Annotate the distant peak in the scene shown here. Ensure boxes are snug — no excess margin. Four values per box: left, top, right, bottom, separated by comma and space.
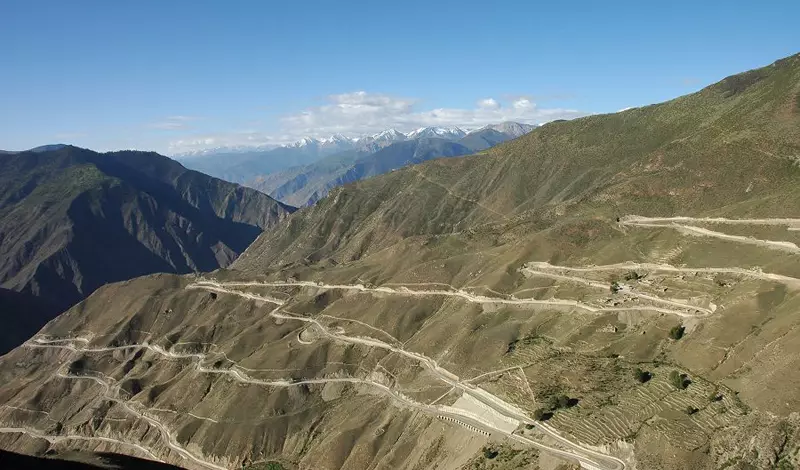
405, 127, 467, 139
29, 144, 70, 153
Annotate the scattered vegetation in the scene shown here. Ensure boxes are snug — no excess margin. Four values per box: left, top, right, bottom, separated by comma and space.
669, 325, 685, 340
634, 368, 652, 383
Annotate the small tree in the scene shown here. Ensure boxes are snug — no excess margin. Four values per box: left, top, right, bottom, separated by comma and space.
610, 281, 622, 294
669, 325, 685, 340
685, 406, 698, 415
634, 368, 652, 383
548, 394, 571, 410
532, 408, 551, 421
670, 370, 690, 390
483, 447, 499, 459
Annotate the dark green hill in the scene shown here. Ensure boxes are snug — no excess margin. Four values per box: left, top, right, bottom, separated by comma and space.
0, 146, 293, 347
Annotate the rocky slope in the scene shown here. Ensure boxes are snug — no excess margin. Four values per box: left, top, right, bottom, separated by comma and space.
1, 54, 799, 470
0, 146, 293, 351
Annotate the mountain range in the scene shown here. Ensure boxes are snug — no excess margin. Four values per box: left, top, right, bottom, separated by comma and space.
1, 53, 799, 470
177, 123, 535, 194
0, 146, 292, 353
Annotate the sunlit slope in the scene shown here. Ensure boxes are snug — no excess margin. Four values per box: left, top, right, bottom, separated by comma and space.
236, 53, 800, 269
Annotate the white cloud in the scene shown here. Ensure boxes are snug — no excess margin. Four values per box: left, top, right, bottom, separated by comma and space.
168, 92, 587, 154
477, 98, 500, 110
148, 115, 200, 131
278, 91, 586, 138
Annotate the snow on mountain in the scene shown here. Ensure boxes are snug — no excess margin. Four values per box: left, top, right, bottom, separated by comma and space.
356, 129, 407, 152
478, 122, 536, 138
172, 122, 538, 158
405, 127, 467, 140
174, 144, 276, 158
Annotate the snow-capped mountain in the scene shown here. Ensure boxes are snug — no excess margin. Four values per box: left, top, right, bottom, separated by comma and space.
357, 129, 407, 152
178, 120, 539, 192
479, 122, 536, 138
174, 144, 277, 158
285, 134, 356, 153
405, 126, 467, 140
175, 125, 523, 159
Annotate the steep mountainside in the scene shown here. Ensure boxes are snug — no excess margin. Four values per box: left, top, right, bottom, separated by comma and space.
0, 146, 293, 348
1, 54, 800, 470
0, 288, 56, 355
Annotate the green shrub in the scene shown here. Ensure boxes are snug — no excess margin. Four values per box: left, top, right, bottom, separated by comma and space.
548, 394, 570, 410
532, 408, 552, 421
669, 325, 685, 340
634, 368, 652, 383
669, 370, 690, 390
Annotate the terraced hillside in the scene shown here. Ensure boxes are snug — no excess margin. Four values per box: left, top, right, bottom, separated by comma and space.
1, 54, 799, 470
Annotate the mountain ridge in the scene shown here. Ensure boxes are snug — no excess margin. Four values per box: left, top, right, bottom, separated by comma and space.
176, 122, 537, 187
0, 145, 293, 352
247, 123, 537, 206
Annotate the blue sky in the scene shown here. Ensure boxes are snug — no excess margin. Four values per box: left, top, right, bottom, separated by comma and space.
1, 0, 798, 155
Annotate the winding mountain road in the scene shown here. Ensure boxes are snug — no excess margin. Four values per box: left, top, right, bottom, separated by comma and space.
524, 261, 800, 289
620, 216, 800, 253
0, 426, 161, 461
184, 283, 627, 470
191, 278, 704, 317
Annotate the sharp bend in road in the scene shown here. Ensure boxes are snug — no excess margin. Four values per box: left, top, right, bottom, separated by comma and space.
521, 266, 715, 315
621, 216, 800, 226
524, 261, 800, 289
620, 215, 800, 253
182, 283, 627, 470
191, 279, 706, 318
28, 336, 625, 470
